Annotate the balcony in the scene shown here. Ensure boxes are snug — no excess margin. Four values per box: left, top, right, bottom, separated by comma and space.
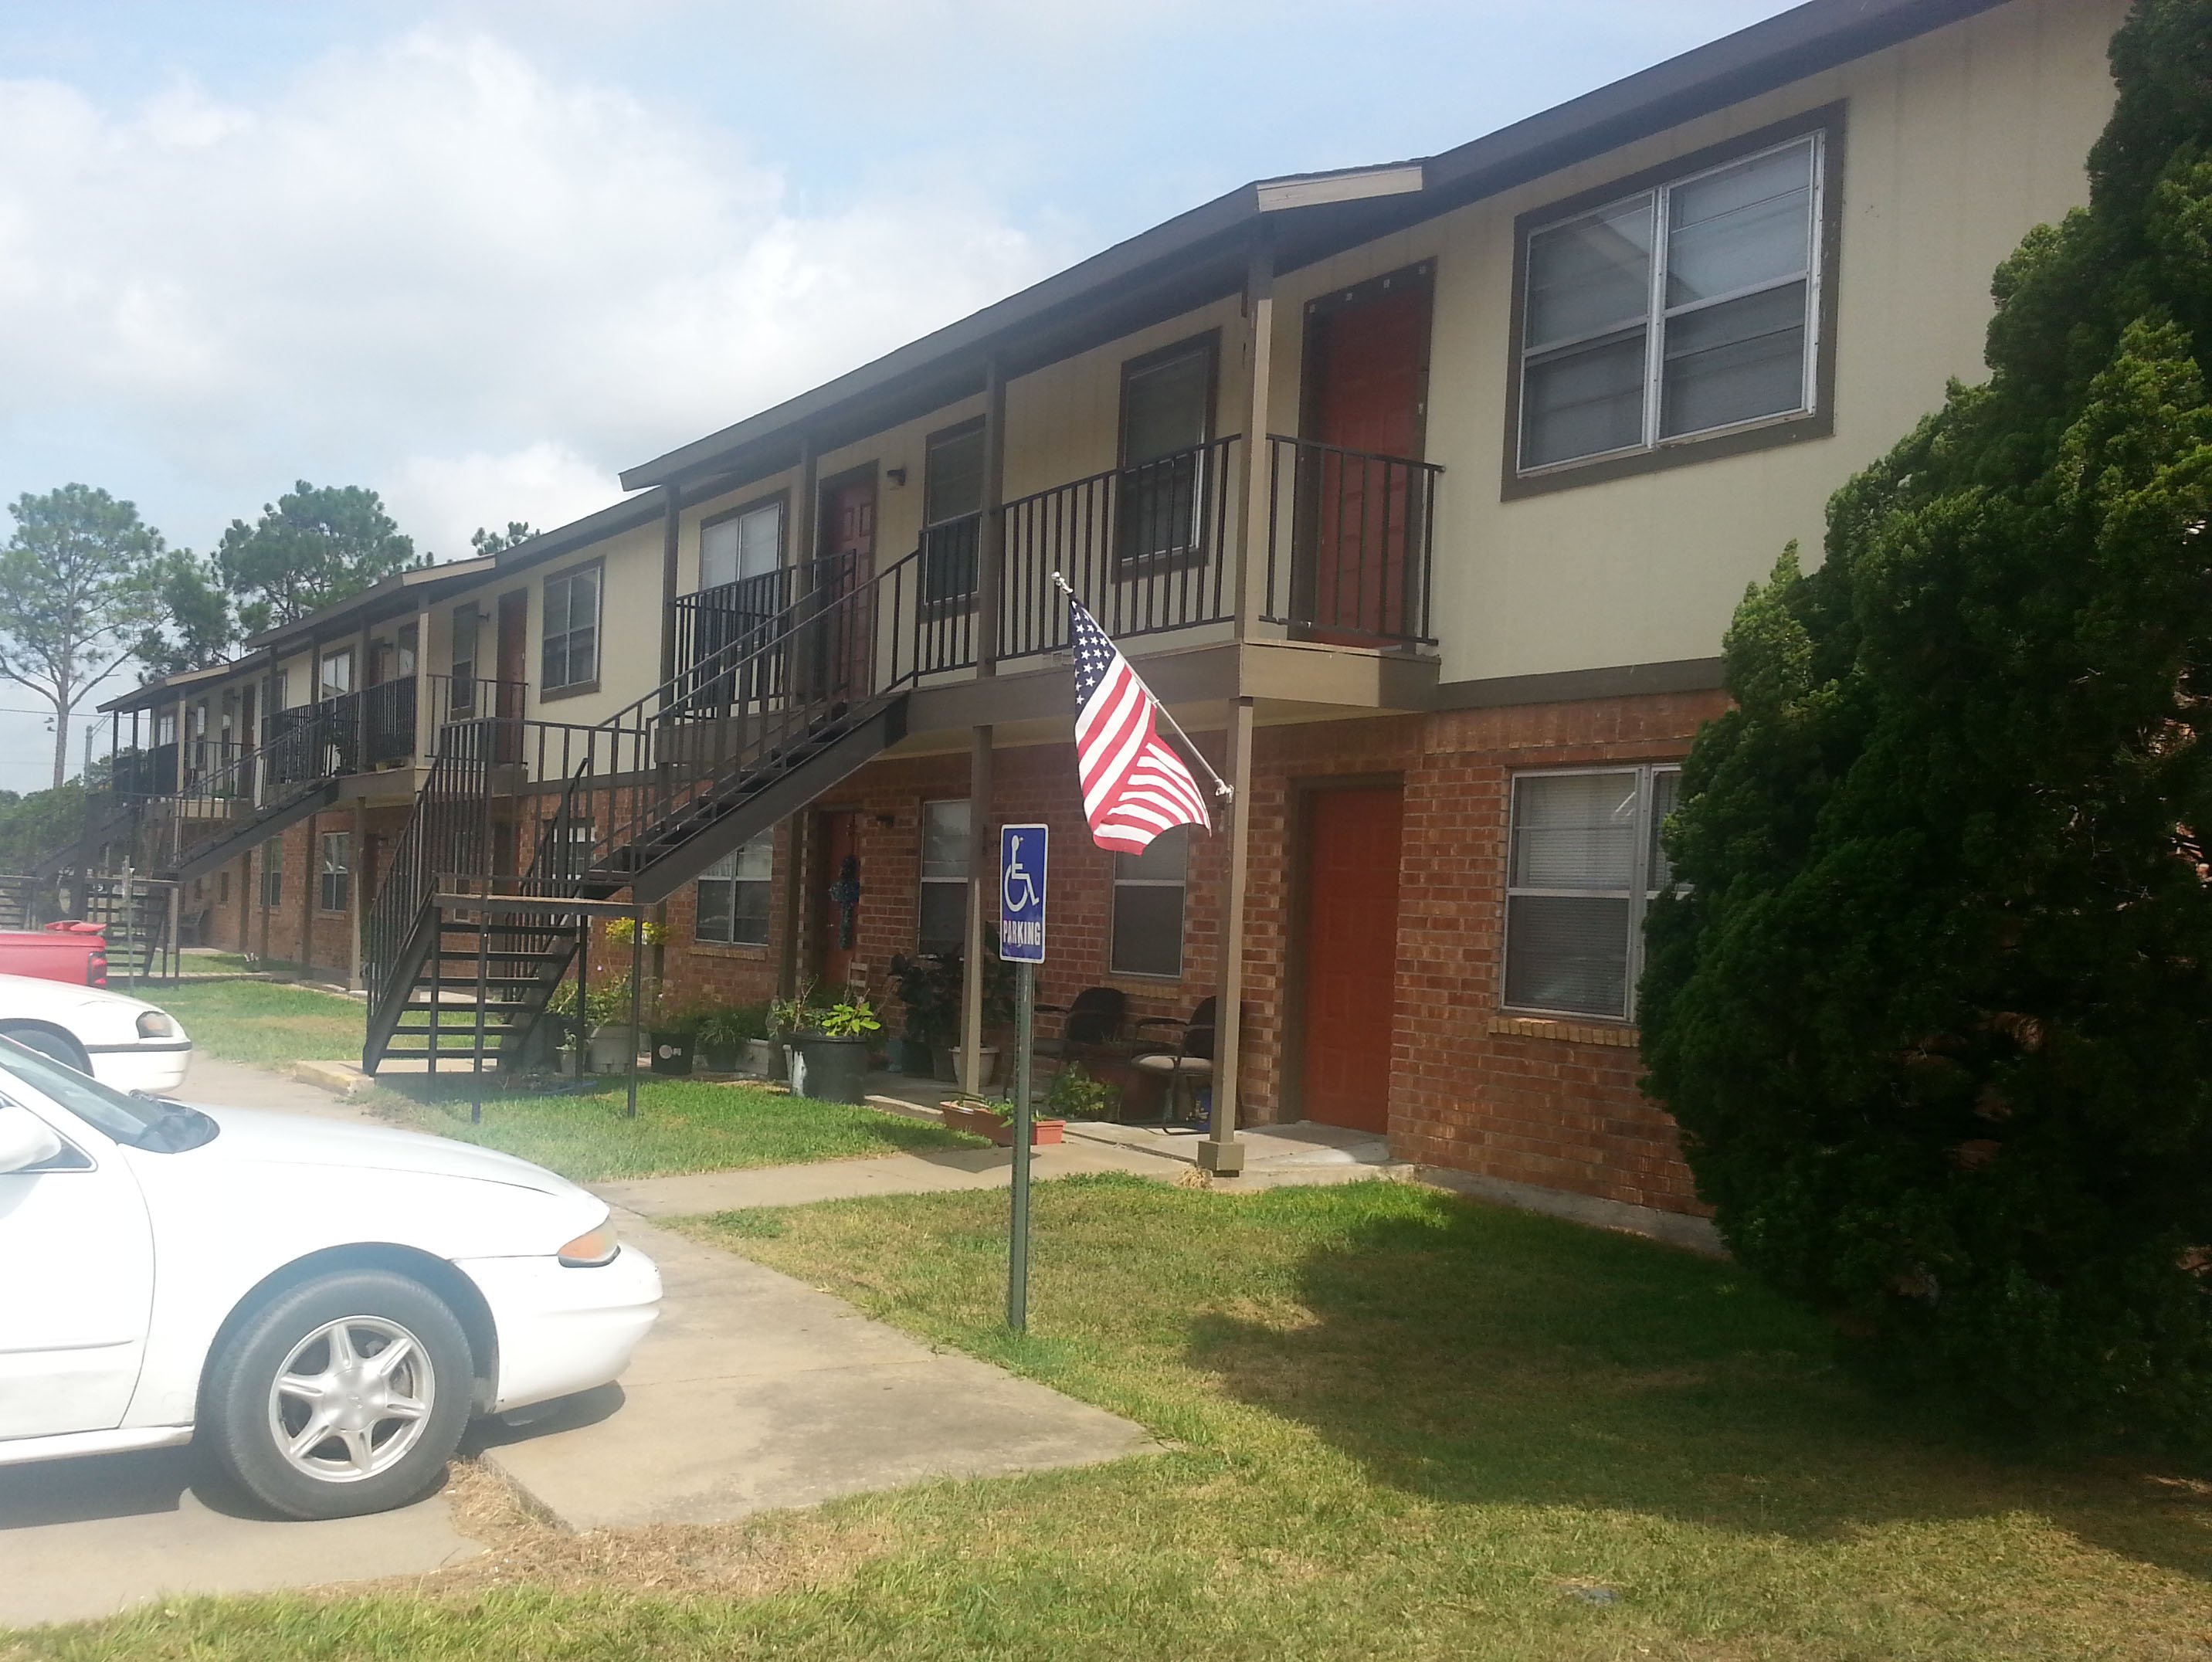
670, 435, 1437, 708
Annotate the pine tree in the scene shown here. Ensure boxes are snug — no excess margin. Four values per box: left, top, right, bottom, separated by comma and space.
1641, 0, 2212, 1448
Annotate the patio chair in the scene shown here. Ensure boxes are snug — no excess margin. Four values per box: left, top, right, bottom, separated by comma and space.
1128, 996, 1216, 1128
1032, 987, 1127, 1069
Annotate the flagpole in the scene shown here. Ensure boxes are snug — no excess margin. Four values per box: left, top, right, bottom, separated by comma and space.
1052, 572, 1234, 804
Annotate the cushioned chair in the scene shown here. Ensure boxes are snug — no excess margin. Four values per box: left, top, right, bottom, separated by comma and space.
1128, 996, 1216, 1127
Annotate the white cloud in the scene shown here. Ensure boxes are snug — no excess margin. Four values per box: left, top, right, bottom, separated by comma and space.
384, 440, 618, 561
0, 26, 1061, 548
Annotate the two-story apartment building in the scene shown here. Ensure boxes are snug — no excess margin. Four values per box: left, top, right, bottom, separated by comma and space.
80, 0, 2127, 1222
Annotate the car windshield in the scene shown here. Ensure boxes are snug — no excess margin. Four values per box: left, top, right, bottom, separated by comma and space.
0, 1032, 219, 1153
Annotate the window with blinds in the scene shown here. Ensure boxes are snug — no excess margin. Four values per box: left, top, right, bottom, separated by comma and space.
918, 799, 971, 956
1518, 133, 1822, 474
1503, 766, 1680, 1019
696, 834, 773, 947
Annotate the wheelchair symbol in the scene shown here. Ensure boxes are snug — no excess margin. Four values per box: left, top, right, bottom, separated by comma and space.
1003, 840, 1042, 914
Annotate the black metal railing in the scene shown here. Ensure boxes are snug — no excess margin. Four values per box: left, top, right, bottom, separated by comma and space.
113, 744, 178, 799
998, 435, 1238, 663
1264, 435, 1440, 646
263, 698, 357, 785
361, 678, 419, 766
431, 670, 526, 727
671, 568, 796, 712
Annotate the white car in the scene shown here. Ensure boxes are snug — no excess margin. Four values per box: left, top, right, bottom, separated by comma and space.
0, 972, 192, 1094
0, 1034, 661, 1519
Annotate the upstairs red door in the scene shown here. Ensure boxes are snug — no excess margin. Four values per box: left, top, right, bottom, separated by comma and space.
1301, 268, 1431, 642
1299, 786, 1403, 1133
815, 477, 876, 700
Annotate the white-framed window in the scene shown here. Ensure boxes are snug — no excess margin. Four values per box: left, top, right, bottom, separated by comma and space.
317, 648, 353, 703
262, 859, 282, 911
921, 423, 985, 605
1503, 765, 1681, 1020
542, 565, 602, 692
700, 498, 783, 591
318, 831, 351, 914
449, 602, 480, 717
1111, 826, 1187, 979
696, 833, 772, 947
1118, 336, 1214, 565
1518, 132, 1823, 473
918, 799, 971, 956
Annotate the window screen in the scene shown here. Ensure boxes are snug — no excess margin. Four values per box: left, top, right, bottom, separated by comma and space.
318, 831, 351, 914
701, 500, 782, 590
1118, 341, 1213, 564
918, 799, 971, 956
696, 834, 773, 946
1503, 766, 1680, 1019
1111, 826, 1187, 978
1520, 134, 1820, 472
542, 566, 602, 691
921, 425, 985, 604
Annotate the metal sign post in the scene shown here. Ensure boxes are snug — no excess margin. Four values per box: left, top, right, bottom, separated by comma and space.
999, 823, 1047, 1331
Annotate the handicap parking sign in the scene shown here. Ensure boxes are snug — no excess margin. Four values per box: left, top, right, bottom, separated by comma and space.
999, 823, 1047, 963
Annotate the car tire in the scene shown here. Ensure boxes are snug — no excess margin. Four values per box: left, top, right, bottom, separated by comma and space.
204, 1269, 473, 1521
0, 1023, 90, 1073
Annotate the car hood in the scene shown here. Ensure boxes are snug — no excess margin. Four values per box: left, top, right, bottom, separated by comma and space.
183, 1105, 585, 1201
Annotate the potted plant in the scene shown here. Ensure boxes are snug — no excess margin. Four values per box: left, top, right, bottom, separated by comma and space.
886, 952, 955, 1076
695, 1004, 766, 1074
936, 1090, 1066, 1147
1043, 1060, 1119, 1122
792, 989, 880, 1104
551, 972, 641, 1074
649, 994, 705, 1077
766, 981, 824, 1083
912, 946, 1016, 1084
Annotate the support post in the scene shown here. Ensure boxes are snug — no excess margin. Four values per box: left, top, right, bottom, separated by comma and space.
774, 436, 820, 1002
1233, 223, 1277, 640
960, 726, 993, 1094
346, 798, 367, 992
978, 354, 1006, 678
658, 484, 682, 691
1008, 958, 1034, 1331
297, 818, 315, 976
1199, 697, 1255, 1175
165, 882, 180, 985
626, 908, 643, 1120
257, 844, 273, 968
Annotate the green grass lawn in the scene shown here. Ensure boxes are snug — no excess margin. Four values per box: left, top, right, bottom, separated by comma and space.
20, 1177, 2211, 1660
388, 1077, 982, 1182
154, 978, 365, 1069
149, 978, 979, 1182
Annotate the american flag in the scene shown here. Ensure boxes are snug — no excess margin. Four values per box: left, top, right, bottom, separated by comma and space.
1068, 591, 1213, 853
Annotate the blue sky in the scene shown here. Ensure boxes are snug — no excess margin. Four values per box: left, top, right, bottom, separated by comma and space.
0, 0, 1798, 789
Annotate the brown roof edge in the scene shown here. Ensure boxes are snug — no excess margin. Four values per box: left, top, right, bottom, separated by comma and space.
98, 649, 275, 714
616, 0, 2007, 497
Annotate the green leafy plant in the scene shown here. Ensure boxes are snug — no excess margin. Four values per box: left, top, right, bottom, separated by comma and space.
887, 948, 1013, 1045
602, 915, 665, 949
548, 973, 637, 1031
1043, 1061, 1118, 1121
814, 996, 881, 1040
766, 979, 824, 1039
1640, 0, 2212, 1453
695, 1004, 768, 1050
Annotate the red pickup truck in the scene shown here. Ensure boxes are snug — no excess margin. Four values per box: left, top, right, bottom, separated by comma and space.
0, 923, 108, 988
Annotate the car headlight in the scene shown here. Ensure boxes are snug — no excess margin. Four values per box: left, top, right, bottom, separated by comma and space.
136, 1011, 177, 1039
557, 1223, 619, 1267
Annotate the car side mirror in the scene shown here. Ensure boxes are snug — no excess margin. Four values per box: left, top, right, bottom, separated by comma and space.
0, 1104, 65, 1174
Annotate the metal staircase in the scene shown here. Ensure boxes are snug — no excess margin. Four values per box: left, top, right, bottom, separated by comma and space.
361, 546, 958, 1077
167, 719, 351, 884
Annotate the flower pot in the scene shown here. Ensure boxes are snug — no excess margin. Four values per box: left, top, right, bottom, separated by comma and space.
745, 1038, 786, 1081
792, 1036, 870, 1104
555, 1050, 579, 1078
586, 1023, 638, 1074
699, 1043, 741, 1074
889, 1036, 934, 1075
650, 1029, 695, 1076
938, 1101, 1003, 1140
989, 1116, 1064, 1148
949, 1046, 1001, 1089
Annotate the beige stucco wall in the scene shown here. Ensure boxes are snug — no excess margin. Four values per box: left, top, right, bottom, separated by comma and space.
1330, 0, 2127, 685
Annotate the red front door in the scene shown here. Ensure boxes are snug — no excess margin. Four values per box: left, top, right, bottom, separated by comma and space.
1299, 786, 1403, 1133
814, 477, 876, 700
1301, 269, 1431, 642
817, 810, 860, 991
